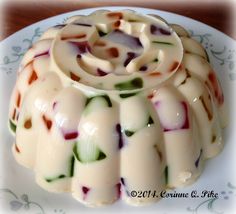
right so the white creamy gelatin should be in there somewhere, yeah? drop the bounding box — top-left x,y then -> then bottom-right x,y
9,10 -> 227,206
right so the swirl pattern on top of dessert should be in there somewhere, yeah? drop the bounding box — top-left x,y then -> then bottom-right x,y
20,10 -> 183,91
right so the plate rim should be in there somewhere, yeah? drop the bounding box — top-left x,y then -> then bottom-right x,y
0,6 -> 235,214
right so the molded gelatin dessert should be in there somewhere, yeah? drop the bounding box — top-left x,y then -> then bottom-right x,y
9,10 -> 227,206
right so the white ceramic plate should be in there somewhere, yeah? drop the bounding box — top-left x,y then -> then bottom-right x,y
0,6 -> 236,214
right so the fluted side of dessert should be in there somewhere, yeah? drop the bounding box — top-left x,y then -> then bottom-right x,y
9,10 -> 227,206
